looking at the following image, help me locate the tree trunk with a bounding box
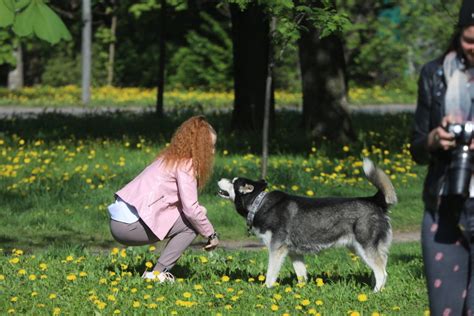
[7,43,23,91]
[230,3,274,131]
[261,17,276,179]
[81,0,92,105]
[298,8,355,142]
[156,0,166,117]
[107,0,117,86]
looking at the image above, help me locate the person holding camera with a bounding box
[411,1,474,314]
[108,116,219,282]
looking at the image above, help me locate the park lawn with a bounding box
[0,110,424,249]
[1,242,426,315]
[0,110,428,314]
[0,85,416,109]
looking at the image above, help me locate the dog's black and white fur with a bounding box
[217,158,397,292]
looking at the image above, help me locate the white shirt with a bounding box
[107,197,139,224]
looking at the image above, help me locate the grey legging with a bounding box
[422,197,474,315]
[110,215,197,272]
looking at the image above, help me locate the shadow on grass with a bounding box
[0,110,414,155]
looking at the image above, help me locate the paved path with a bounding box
[0,104,416,118]
[189,230,421,251]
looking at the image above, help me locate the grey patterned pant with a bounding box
[110,215,197,272]
[422,197,474,315]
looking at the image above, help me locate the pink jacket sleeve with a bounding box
[176,161,215,238]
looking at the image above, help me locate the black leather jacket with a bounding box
[410,56,452,211]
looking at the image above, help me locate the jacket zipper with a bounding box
[148,195,164,207]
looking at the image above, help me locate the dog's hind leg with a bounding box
[289,253,307,283]
[265,245,288,288]
[353,243,388,292]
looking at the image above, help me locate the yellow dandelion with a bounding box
[222,275,230,282]
[66,274,77,281]
[315,299,323,306]
[343,145,350,152]
[28,274,36,281]
[271,304,279,311]
[145,261,153,269]
[9,257,19,264]
[315,278,324,286]
[258,275,265,281]
[49,293,57,299]
[183,292,192,298]
[357,293,368,302]
[301,299,311,306]
[132,301,140,308]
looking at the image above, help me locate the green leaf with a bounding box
[33,1,71,44]
[15,0,31,10]
[13,0,71,44]
[12,1,35,36]
[0,0,15,27]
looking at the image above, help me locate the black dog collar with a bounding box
[246,191,267,229]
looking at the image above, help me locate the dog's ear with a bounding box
[238,184,254,194]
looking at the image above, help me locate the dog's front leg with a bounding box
[289,253,307,283]
[265,245,288,288]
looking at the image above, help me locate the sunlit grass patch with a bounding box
[1,242,426,315]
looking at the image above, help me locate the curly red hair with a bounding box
[158,116,216,190]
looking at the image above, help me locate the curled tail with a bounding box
[362,158,398,206]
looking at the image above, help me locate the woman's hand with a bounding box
[203,233,219,251]
[427,115,456,151]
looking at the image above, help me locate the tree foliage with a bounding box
[0,0,71,44]
[168,12,233,90]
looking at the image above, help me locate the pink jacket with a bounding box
[115,157,215,240]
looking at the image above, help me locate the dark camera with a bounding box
[445,122,474,196]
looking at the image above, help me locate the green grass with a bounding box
[1,242,426,315]
[0,110,424,250]
[0,109,429,314]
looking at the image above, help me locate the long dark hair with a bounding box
[444,26,465,60]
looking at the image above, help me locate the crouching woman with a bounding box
[108,116,219,282]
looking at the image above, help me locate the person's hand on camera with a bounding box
[203,232,219,251]
[428,115,456,151]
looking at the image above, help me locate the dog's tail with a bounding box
[363,158,398,207]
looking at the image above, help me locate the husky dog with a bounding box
[217,158,397,292]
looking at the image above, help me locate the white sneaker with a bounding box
[141,270,175,283]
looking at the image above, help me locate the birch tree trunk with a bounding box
[107,0,117,86]
[7,43,23,91]
[81,0,92,105]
